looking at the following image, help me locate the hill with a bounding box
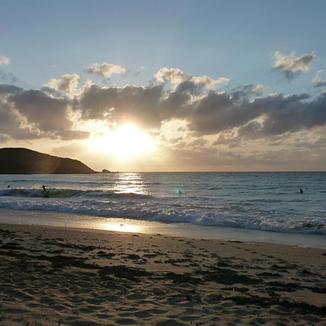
[0,148,95,174]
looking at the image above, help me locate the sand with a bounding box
[0,223,325,326]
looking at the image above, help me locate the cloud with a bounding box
[10,89,88,140]
[230,84,265,101]
[155,67,229,90]
[237,93,326,138]
[0,84,22,95]
[273,51,315,80]
[76,78,326,139]
[155,67,189,85]
[192,91,325,138]
[45,73,80,96]
[0,55,10,65]
[0,96,40,140]
[77,84,164,128]
[0,61,325,171]
[0,85,89,141]
[189,92,257,135]
[253,84,265,95]
[85,62,126,78]
[313,70,326,88]
[1,64,326,146]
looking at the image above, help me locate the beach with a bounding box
[1,222,325,326]
[2,0,326,324]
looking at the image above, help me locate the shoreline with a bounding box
[1,222,325,325]
[0,208,325,249]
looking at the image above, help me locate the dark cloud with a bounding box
[76,82,326,139]
[189,92,257,135]
[185,92,326,138]
[0,85,89,141]
[238,93,326,138]
[0,84,22,95]
[0,97,39,140]
[10,90,74,137]
[77,84,164,128]
[230,84,264,101]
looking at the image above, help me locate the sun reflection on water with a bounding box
[100,221,143,233]
[112,173,147,195]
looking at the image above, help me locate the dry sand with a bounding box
[0,223,325,326]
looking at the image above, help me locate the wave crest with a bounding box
[0,188,150,199]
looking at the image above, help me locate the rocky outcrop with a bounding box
[0,148,95,174]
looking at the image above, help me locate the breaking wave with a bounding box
[0,188,151,199]
[0,172,325,235]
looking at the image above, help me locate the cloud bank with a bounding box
[76,75,326,139]
[0,63,325,170]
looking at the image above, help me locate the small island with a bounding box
[0,148,95,174]
[101,169,112,173]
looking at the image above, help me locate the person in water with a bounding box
[42,185,47,193]
[299,188,304,194]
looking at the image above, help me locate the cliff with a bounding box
[0,148,95,174]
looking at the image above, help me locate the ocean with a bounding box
[0,172,325,235]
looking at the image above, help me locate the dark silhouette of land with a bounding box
[0,148,95,174]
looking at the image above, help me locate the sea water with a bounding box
[0,172,325,235]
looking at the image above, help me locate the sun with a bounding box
[89,123,156,160]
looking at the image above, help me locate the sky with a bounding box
[0,0,325,171]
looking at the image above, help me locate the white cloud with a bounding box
[46,73,81,96]
[86,62,126,78]
[253,84,265,95]
[191,75,229,89]
[154,67,229,89]
[0,55,10,65]
[155,67,189,85]
[273,51,315,79]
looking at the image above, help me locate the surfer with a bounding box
[42,185,50,197]
[299,188,304,194]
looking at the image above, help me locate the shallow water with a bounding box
[0,172,325,234]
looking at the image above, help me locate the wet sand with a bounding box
[0,223,325,325]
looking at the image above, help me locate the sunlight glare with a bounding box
[101,222,142,233]
[89,123,155,160]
